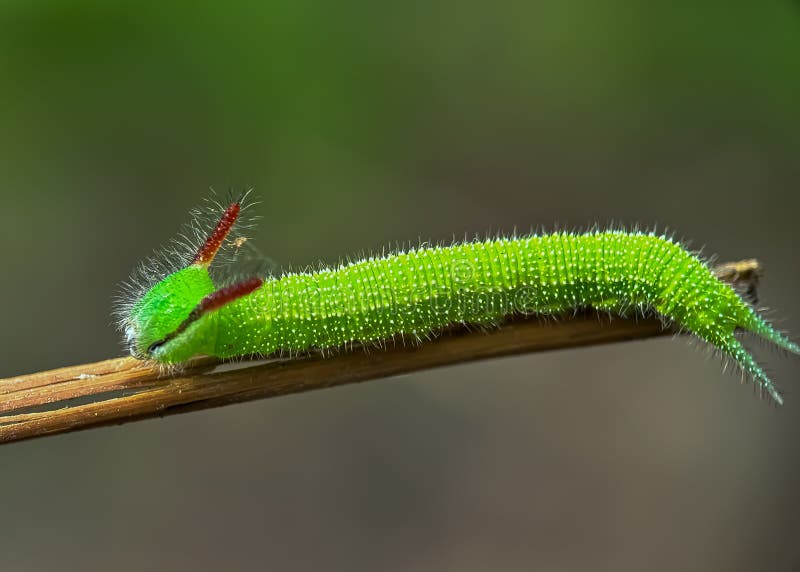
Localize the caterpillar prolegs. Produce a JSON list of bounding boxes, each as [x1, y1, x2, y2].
[[115, 195, 799, 404]]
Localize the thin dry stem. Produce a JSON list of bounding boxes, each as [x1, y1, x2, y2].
[[0, 260, 760, 445]]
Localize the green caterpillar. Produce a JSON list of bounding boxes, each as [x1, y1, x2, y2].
[[116, 194, 798, 404]]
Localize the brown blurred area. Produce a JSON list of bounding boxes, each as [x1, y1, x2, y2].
[[1, 1, 799, 570]]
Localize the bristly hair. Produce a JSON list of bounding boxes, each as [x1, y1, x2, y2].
[[112, 188, 266, 335]]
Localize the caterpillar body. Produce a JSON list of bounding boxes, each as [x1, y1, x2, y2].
[[116, 195, 798, 405]]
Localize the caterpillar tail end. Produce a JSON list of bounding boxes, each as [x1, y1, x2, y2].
[[743, 311, 800, 356], [725, 336, 784, 406], [738, 312, 799, 405], [771, 388, 785, 407]]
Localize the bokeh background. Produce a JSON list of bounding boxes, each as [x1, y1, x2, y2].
[[2, 1, 799, 570]]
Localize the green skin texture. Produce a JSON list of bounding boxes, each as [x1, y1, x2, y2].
[[127, 231, 798, 404]]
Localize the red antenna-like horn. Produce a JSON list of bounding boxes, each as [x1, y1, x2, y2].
[[192, 201, 240, 266]]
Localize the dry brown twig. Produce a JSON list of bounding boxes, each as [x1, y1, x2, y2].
[[0, 260, 761, 445]]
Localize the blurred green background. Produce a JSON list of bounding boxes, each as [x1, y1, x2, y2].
[[2, 1, 799, 570]]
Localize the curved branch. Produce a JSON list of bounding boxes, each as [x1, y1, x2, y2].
[[0, 260, 761, 445]]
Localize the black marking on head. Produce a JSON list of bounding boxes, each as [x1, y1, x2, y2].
[[146, 277, 264, 356]]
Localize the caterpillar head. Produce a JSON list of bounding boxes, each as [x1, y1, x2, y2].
[[116, 195, 262, 364], [124, 265, 216, 362]]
